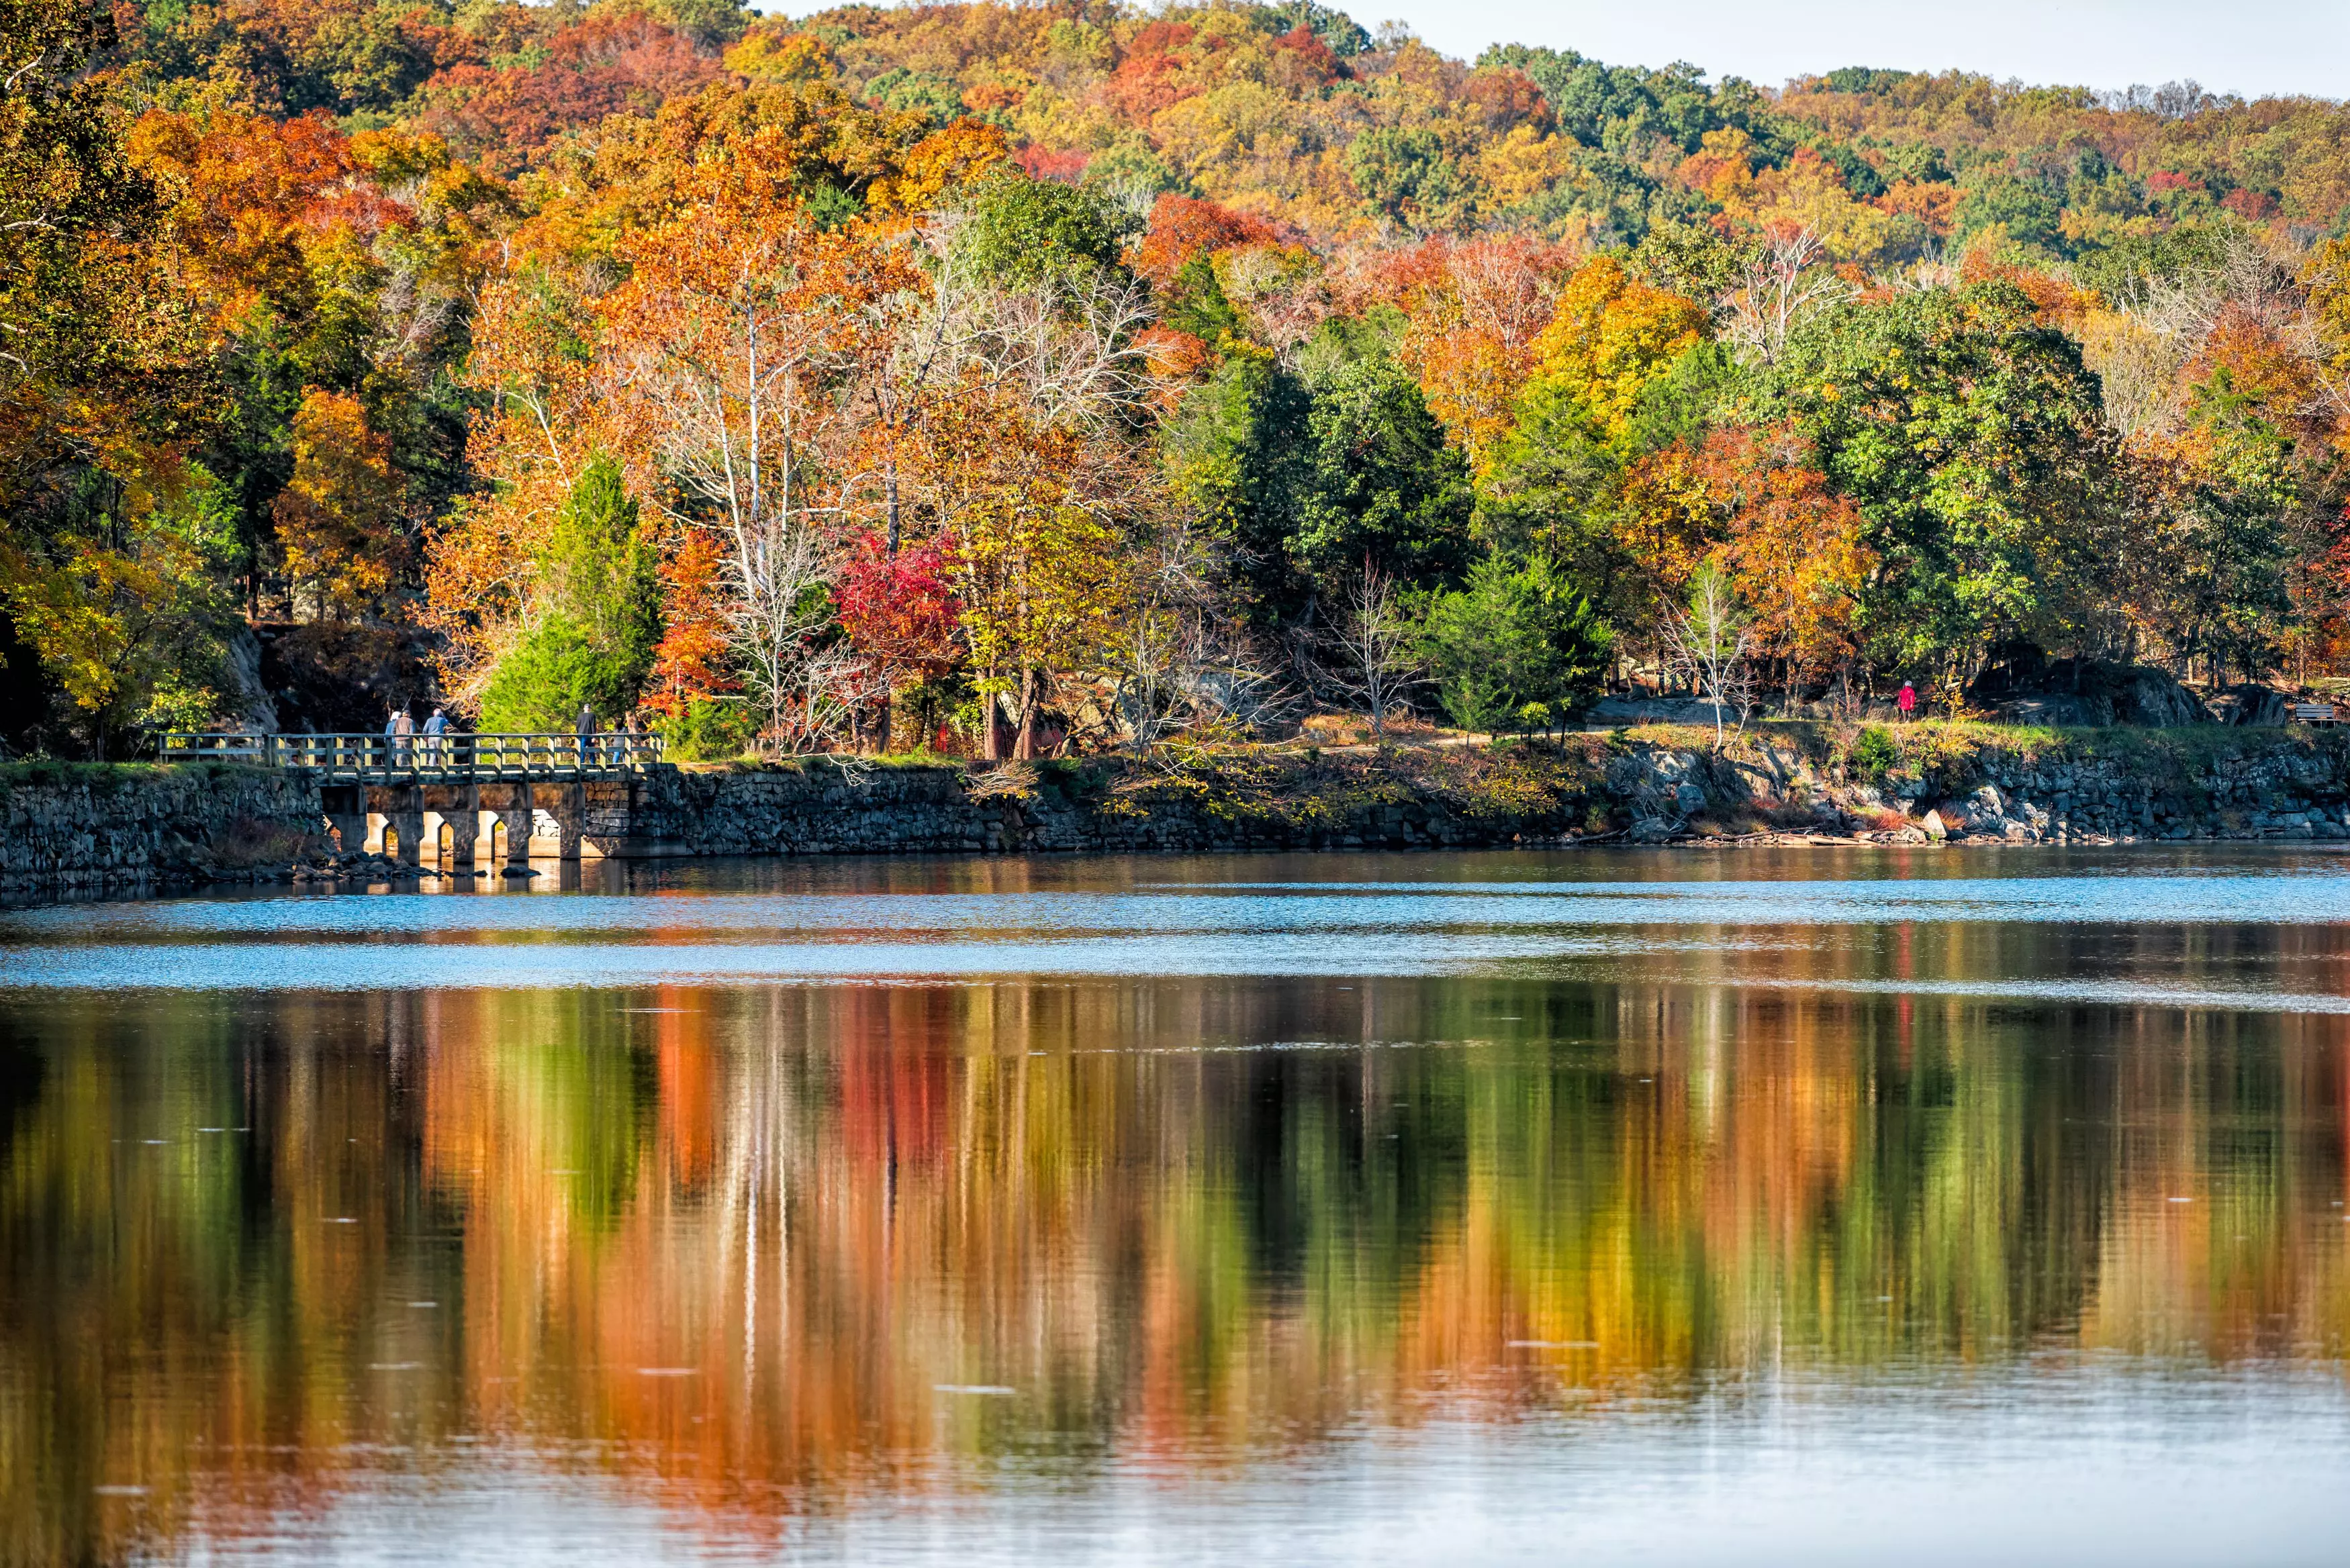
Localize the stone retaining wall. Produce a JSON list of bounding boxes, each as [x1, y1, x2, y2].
[[0, 766, 326, 896], [630, 764, 1021, 855], [11, 733, 2350, 901]]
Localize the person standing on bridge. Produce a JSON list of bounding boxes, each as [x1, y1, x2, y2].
[[575, 703, 596, 769], [422, 706, 447, 768]]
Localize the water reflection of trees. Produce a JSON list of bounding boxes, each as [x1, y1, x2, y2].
[[3, 977, 2348, 1562]]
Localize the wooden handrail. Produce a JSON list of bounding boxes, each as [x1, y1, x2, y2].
[[159, 731, 665, 775]]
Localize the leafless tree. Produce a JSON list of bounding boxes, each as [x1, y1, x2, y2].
[[1722, 226, 1852, 367], [727, 516, 841, 751], [598, 219, 894, 753], [2085, 226, 2340, 436], [1327, 566, 1423, 740], [1658, 562, 1754, 751], [1217, 244, 1331, 370], [913, 212, 1159, 430]]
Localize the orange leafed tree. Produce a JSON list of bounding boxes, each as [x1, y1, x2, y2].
[[596, 196, 923, 748], [1614, 424, 1874, 696], [1703, 426, 1877, 697], [645, 525, 737, 718], [1396, 238, 1578, 474]]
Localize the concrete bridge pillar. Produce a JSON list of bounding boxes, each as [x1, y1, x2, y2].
[[445, 803, 481, 868], [553, 782, 586, 863], [429, 784, 481, 869], [326, 812, 367, 856], [385, 787, 424, 871], [500, 782, 533, 875], [321, 783, 366, 858]]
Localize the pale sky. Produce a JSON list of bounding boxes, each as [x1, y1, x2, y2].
[[1382, 0, 2349, 100]]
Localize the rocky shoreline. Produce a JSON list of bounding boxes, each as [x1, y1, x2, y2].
[[6, 724, 2349, 901]]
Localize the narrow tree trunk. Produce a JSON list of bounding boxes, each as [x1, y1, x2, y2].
[[1014, 667, 1038, 760], [982, 679, 1002, 762]]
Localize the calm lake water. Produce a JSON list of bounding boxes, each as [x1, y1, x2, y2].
[[6, 847, 2350, 1565]]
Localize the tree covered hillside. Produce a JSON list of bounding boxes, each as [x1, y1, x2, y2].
[[5, 0, 2349, 758]]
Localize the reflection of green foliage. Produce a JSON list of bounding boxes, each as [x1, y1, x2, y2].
[[481, 993, 657, 1230], [5, 960, 2349, 1562]]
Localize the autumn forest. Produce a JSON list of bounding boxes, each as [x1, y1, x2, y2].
[[9, 0, 2350, 758]]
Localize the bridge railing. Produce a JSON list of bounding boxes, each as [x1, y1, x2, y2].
[[160, 731, 665, 776]]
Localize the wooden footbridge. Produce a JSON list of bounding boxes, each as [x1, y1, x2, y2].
[[162, 731, 667, 868]]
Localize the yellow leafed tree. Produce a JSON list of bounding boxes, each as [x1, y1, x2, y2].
[[273, 391, 406, 620]]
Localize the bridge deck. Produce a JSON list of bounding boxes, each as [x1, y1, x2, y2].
[[161, 731, 665, 783]]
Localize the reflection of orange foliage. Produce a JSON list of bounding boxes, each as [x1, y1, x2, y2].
[[23, 973, 2350, 1562], [832, 989, 957, 1165], [656, 989, 718, 1187]]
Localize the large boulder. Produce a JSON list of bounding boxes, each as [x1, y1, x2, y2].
[[2206, 685, 2289, 727], [1941, 783, 2044, 842], [1967, 648, 2206, 728], [1604, 747, 1700, 818]]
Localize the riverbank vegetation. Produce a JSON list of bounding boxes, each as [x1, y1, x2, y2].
[[7, 0, 2350, 761]]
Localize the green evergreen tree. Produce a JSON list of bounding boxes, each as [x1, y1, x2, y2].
[[1164, 348, 1314, 624], [1419, 553, 1612, 732], [1292, 326, 1476, 595], [479, 456, 663, 730]]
